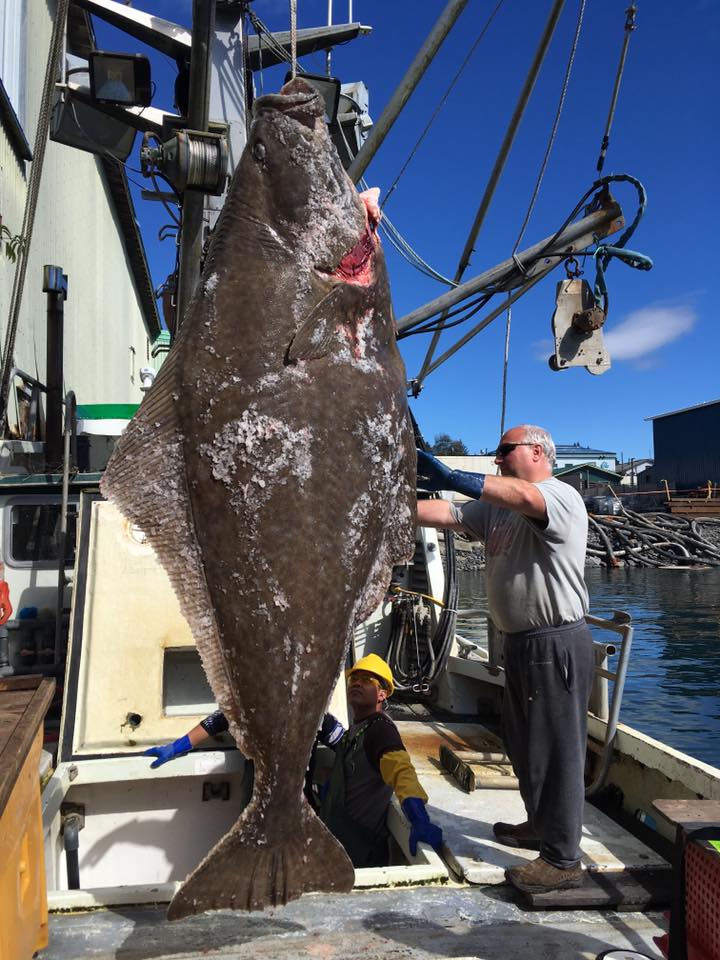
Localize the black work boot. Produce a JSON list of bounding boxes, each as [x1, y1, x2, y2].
[[492, 820, 541, 849]]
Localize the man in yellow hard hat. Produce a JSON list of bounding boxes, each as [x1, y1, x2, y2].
[[317, 653, 442, 868], [144, 653, 442, 868]]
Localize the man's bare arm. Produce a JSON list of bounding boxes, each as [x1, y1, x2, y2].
[[481, 474, 547, 521], [417, 498, 465, 531]]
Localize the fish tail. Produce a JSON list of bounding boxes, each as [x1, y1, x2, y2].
[[166, 803, 354, 919]]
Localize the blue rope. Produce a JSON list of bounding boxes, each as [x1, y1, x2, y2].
[[593, 244, 653, 313], [584, 174, 653, 311]]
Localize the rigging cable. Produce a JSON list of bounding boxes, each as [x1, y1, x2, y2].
[[397, 172, 649, 386], [0, 0, 72, 428], [595, 4, 637, 174], [415, 0, 567, 394], [254, 9, 265, 94], [499, 0, 587, 434], [334, 117, 459, 287], [381, 0, 506, 211]]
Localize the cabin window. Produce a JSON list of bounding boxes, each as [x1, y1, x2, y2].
[[5, 500, 78, 567]]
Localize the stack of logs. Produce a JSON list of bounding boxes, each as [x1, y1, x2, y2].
[[588, 507, 720, 568]]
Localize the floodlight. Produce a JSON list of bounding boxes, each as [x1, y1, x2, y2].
[[284, 71, 341, 125], [50, 93, 137, 162], [89, 52, 152, 108]]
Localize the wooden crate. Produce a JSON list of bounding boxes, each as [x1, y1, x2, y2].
[[0, 675, 55, 960]]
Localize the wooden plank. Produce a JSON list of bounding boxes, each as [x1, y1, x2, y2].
[[652, 798, 720, 828], [667, 501, 720, 516], [516, 866, 673, 911], [448, 750, 510, 763], [0, 676, 42, 693], [472, 771, 520, 789], [0, 675, 55, 815], [0, 690, 35, 711], [439, 743, 518, 792]]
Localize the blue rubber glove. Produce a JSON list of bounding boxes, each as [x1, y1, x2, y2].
[[143, 734, 192, 769], [402, 797, 443, 856], [319, 712, 345, 747], [416, 449, 485, 500]]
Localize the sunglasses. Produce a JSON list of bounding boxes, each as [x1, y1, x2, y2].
[[348, 671, 385, 690], [495, 441, 537, 457]]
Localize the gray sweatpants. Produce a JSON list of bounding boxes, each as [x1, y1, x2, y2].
[[501, 619, 595, 869]]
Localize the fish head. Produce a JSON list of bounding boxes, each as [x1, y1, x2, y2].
[[243, 77, 370, 277]]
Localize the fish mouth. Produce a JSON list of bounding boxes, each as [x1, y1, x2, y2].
[[254, 77, 323, 122]]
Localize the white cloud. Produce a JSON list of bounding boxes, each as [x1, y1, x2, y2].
[[533, 337, 554, 361], [604, 304, 696, 360]]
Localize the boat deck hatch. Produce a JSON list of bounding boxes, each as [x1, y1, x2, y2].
[[162, 648, 215, 716]]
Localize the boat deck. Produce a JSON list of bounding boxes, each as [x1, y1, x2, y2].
[[400, 721, 670, 887], [43, 885, 666, 960], [40, 719, 671, 959]]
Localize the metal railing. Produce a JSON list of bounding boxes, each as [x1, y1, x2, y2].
[[450, 608, 634, 796]]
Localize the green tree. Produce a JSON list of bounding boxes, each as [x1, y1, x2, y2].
[[0, 222, 24, 263], [431, 433, 469, 456]]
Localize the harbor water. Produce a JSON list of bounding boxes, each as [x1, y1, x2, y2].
[[457, 566, 720, 769]]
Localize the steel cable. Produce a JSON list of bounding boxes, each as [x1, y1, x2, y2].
[[1, 0, 72, 428]]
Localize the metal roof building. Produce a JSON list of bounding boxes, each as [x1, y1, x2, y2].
[[554, 443, 617, 472], [646, 399, 720, 492]]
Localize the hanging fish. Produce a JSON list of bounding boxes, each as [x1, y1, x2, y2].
[[101, 77, 416, 918]]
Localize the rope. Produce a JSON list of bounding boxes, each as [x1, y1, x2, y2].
[[389, 584, 446, 608], [588, 174, 651, 311], [382, 0, 506, 210], [249, 11, 304, 75], [499, 305, 511, 436], [0, 0, 72, 428], [289, 0, 297, 79], [595, 3, 637, 174], [499, 0, 586, 429], [512, 0, 587, 257], [592, 243, 653, 313]]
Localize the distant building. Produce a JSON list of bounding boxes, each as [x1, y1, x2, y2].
[[552, 463, 622, 502], [646, 399, 720, 493], [617, 458, 654, 489], [0, 3, 160, 449], [554, 443, 617, 472]]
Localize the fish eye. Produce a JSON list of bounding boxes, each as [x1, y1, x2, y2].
[[252, 141, 266, 163]]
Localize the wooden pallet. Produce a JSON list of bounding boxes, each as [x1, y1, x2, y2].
[[667, 499, 720, 516], [0, 675, 55, 815]]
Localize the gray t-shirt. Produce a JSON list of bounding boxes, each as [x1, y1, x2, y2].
[[450, 477, 589, 634]]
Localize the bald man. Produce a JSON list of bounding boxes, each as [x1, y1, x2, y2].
[[417, 424, 593, 894]]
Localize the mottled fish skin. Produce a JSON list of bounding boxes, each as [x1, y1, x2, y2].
[[101, 77, 416, 918]]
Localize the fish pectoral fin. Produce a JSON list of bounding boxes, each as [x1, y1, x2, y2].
[[286, 285, 349, 362]]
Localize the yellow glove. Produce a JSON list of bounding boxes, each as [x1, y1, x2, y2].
[[379, 749, 428, 804]]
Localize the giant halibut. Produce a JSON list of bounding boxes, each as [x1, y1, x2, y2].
[[101, 78, 416, 917]]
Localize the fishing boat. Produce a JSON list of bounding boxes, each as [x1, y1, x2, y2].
[[1, 3, 717, 960]]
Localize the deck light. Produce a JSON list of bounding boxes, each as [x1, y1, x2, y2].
[[89, 52, 152, 108]]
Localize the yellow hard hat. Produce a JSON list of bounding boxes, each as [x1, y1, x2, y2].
[[346, 653, 395, 697]]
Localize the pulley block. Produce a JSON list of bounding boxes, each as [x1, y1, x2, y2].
[[549, 278, 610, 376]]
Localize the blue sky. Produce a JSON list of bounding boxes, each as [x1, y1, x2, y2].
[[95, 1, 719, 462]]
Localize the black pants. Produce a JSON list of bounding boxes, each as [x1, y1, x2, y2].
[[502, 619, 595, 869]]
